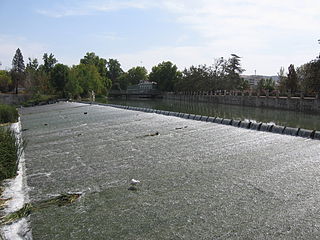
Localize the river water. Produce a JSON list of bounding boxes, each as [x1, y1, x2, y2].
[[108, 98, 320, 131], [17, 102, 320, 239]]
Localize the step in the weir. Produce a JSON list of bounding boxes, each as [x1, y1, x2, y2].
[[214, 118, 223, 123], [240, 121, 251, 129], [250, 122, 262, 130], [232, 120, 241, 127], [314, 131, 320, 140], [283, 127, 299, 136], [194, 115, 202, 121], [297, 128, 313, 138], [200, 116, 209, 121], [221, 119, 232, 125], [272, 125, 286, 134], [207, 117, 216, 123], [188, 114, 196, 120]]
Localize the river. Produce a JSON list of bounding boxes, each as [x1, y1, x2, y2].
[[108, 98, 320, 130], [11, 102, 320, 239]]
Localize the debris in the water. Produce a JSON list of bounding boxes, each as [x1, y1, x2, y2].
[[0, 193, 81, 225], [137, 132, 159, 138], [128, 186, 137, 191], [21, 128, 28, 132], [175, 126, 188, 130], [128, 179, 140, 191], [84, 112, 87, 115], [130, 179, 140, 185], [44, 123, 48, 126]]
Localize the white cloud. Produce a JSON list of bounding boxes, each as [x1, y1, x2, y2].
[[34, 0, 320, 74]]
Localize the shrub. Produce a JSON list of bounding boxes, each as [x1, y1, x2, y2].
[[0, 104, 18, 124], [0, 127, 18, 181]]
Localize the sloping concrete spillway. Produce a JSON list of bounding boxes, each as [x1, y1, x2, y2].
[[19, 102, 320, 239]]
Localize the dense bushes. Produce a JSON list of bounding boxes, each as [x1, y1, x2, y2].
[[0, 104, 18, 124], [0, 127, 18, 181]]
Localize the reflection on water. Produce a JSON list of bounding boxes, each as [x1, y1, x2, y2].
[[109, 98, 320, 130]]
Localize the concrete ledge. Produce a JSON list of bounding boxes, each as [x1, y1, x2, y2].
[[221, 119, 232, 125], [283, 127, 299, 136], [194, 115, 202, 121], [207, 117, 216, 122], [272, 125, 286, 134], [250, 122, 262, 130], [104, 103, 319, 141], [240, 121, 251, 129], [200, 116, 209, 122], [232, 120, 241, 127], [314, 131, 320, 140], [183, 114, 190, 119], [297, 128, 313, 138], [188, 114, 196, 120], [214, 118, 223, 123]]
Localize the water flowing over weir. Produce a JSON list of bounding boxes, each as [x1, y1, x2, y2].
[[18, 102, 320, 239], [0, 120, 31, 240]]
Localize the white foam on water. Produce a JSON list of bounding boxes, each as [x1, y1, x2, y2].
[[0, 119, 32, 240]]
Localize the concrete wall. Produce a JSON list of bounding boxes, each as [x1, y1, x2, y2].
[[164, 93, 320, 114], [0, 94, 31, 105]]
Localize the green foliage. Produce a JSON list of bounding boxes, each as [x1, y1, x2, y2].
[[67, 64, 105, 98], [41, 53, 57, 74], [0, 104, 18, 124], [0, 127, 18, 181], [12, 48, 25, 73], [117, 66, 148, 89], [11, 48, 25, 94], [22, 94, 58, 107], [149, 61, 181, 92], [0, 70, 14, 92], [286, 64, 298, 93], [298, 59, 320, 94], [257, 78, 275, 92], [174, 55, 245, 92], [107, 58, 124, 83], [51, 64, 70, 96], [80, 52, 108, 77]]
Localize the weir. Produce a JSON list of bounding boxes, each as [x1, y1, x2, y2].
[[12, 102, 320, 239]]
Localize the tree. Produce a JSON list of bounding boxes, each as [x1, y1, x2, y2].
[[286, 64, 298, 93], [66, 64, 105, 98], [80, 52, 108, 77], [51, 64, 70, 95], [149, 61, 181, 92], [0, 70, 13, 92], [118, 66, 148, 89], [298, 59, 320, 94], [224, 54, 245, 90], [257, 78, 275, 92], [107, 59, 123, 83], [11, 48, 25, 94], [41, 53, 57, 74]]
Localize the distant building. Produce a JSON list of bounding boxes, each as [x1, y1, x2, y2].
[[241, 75, 280, 88]]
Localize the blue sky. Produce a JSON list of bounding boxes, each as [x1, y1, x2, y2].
[[1, 0, 319, 75]]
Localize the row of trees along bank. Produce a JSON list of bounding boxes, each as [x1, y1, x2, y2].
[[1, 48, 320, 99]]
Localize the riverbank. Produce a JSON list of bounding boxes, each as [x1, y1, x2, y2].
[[164, 92, 320, 114]]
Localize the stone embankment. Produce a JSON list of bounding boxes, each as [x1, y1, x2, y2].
[[164, 92, 320, 114]]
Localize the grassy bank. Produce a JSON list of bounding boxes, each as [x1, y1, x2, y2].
[[0, 104, 18, 124], [22, 94, 58, 107], [0, 127, 19, 182], [0, 104, 19, 214]]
